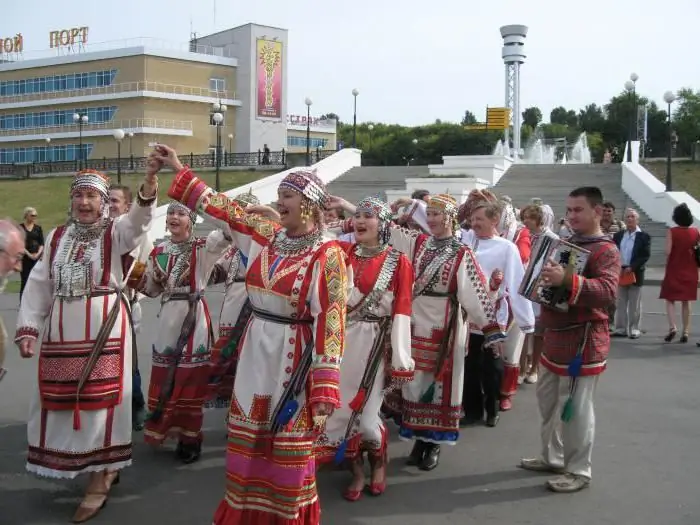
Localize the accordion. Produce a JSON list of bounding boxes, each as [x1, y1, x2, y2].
[[519, 236, 590, 312]]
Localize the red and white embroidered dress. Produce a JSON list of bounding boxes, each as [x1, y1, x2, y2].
[[315, 243, 414, 463], [168, 168, 349, 525], [14, 197, 155, 478], [139, 231, 229, 445]]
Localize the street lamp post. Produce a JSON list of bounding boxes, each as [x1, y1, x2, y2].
[[624, 78, 636, 162], [211, 102, 227, 192], [663, 90, 677, 191], [305, 97, 313, 166], [45, 137, 52, 171], [352, 88, 359, 148], [228, 133, 234, 165], [72, 112, 89, 169], [113, 129, 125, 184], [127, 131, 134, 170], [368, 124, 374, 150]]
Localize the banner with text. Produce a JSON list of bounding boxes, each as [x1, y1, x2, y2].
[[256, 39, 283, 119]]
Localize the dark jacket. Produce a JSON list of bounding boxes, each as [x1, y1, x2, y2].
[[613, 229, 651, 286]]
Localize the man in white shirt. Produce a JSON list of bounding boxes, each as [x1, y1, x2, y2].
[[109, 184, 154, 429], [0, 220, 25, 381], [612, 208, 650, 339]]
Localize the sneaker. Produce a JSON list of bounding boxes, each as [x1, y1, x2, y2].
[[611, 330, 628, 338], [517, 374, 525, 385], [132, 406, 146, 432], [518, 458, 565, 473], [546, 473, 590, 493], [629, 330, 641, 339], [525, 372, 538, 384]]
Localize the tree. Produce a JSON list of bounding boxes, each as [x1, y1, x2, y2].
[[673, 88, 700, 156], [522, 107, 542, 129], [577, 104, 606, 134], [320, 112, 340, 123], [461, 110, 477, 126], [550, 106, 578, 127]]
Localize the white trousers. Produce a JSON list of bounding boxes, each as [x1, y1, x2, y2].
[[536, 367, 599, 479], [615, 285, 643, 333]]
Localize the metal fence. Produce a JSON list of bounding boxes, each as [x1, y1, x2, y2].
[[0, 148, 339, 178], [0, 149, 290, 178]]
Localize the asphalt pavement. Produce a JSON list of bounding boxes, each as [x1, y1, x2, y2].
[[1, 285, 698, 525]]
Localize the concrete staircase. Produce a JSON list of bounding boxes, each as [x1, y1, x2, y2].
[[325, 166, 428, 204], [493, 164, 668, 266]]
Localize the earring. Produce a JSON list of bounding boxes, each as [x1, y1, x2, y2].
[[300, 203, 309, 224]]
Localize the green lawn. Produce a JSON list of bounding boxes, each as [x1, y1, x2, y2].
[[643, 161, 700, 199], [0, 170, 268, 230]]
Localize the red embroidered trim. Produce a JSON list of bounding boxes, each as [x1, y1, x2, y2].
[[15, 326, 39, 341]]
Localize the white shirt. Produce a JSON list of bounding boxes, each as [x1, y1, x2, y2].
[[620, 227, 640, 267]]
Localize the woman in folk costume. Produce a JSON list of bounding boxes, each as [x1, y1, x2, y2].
[[494, 196, 533, 409], [385, 193, 505, 471], [461, 200, 535, 426], [14, 167, 158, 523], [205, 190, 260, 410], [518, 203, 558, 385], [133, 200, 229, 463], [318, 195, 414, 501], [154, 144, 349, 525]]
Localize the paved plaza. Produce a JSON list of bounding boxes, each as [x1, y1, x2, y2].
[[1, 286, 698, 525]]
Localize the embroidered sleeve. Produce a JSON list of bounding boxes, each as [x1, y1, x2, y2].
[[515, 228, 532, 265], [456, 247, 505, 345], [15, 229, 56, 342], [389, 253, 415, 383], [504, 243, 535, 333], [167, 167, 280, 258], [569, 243, 621, 307], [308, 243, 348, 407], [200, 230, 232, 283], [135, 246, 166, 298], [113, 188, 157, 256], [326, 218, 354, 237]]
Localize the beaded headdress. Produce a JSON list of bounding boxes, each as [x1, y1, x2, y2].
[[71, 169, 111, 201], [233, 189, 260, 208], [427, 193, 458, 218], [167, 201, 197, 224], [356, 196, 392, 222], [278, 170, 329, 208]]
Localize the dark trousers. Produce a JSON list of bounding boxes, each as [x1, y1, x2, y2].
[[133, 368, 145, 410], [19, 258, 36, 300], [463, 333, 504, 420]]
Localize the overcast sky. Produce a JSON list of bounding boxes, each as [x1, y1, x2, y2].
[[4, 0, 699, 125]]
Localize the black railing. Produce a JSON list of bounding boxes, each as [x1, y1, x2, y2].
[[0, 149, 287, 178]]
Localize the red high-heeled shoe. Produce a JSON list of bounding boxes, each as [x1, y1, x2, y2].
[[343, 487, 363, 502], [343, 456, 365, 502], [367, 449, 387, 496]]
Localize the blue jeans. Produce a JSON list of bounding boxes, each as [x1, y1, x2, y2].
[[133, 368, 145, 410]]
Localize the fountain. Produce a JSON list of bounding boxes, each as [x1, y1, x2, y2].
[[518, 131, 591, 164], [569, 132, 592, 164], [492, 140, 511, 157]]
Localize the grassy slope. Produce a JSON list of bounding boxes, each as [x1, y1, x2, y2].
[[642, 161, 700, 199], [0, 170, 267, 230]]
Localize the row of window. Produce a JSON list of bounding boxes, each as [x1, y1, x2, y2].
[[0, 144, 93, 164], [287, 136, 329, 148], [0, 107, 116, 130], [0, 70, 117, 97]]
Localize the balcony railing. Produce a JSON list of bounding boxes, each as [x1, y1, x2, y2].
[[0, 149, 293, 177], [0, 37, 237, 63], [0, 81, 235, 105], [0, 118, 193, 137]]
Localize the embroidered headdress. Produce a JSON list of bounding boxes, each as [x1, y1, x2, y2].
[[427, 193, 458, 218], [458, 189, 499, 226], [356, 195, 393, 245], [356, 196, 392, 222], [233, 188, 260, 208], [167, 201, 197, 224], [71, 169, 111, 201], [278, 170, 329, 208]]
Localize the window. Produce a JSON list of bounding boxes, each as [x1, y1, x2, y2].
[[0, 106, 116, 131], [0, 69, 117, 97], [209, 78, 226, 94], [286, 136, 329, 149], [0, 143, 94, 164]]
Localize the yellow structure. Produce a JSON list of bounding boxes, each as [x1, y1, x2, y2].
[[464, 107, 512, 131], [0, 23, 300, 165]]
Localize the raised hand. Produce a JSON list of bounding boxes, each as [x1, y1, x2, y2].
[[247, 204, 281, 222], [18, 338, 35, 358], [153, 144, 184, 172]]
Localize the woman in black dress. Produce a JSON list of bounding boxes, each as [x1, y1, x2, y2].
[[19, 207, 44, 299]]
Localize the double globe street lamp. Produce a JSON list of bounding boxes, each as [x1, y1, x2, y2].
[[72, 112, 89, 169], [663, 90, 677, 191], [211, 102, 227, 192], [113, 129, 125, 184], [623, 72, 638, 162]]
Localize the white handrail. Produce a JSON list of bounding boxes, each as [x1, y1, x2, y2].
[[0, 118, 193, 136]]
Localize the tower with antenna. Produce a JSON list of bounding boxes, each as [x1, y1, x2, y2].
[[500, 24, 527, 159]]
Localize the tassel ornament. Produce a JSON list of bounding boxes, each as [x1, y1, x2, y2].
[[560, 397, 574, 422], [348, 388, 367, 412], [420, 382, 436, 404], [275, 399, 299, 427], [334, 439, 349, 465]]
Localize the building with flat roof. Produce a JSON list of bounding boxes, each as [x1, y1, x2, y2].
[[286, 114, 337, 154], [0, 23, 314, 166]]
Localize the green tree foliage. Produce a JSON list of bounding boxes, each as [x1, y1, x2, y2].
[[331, 88, 700, 164]]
